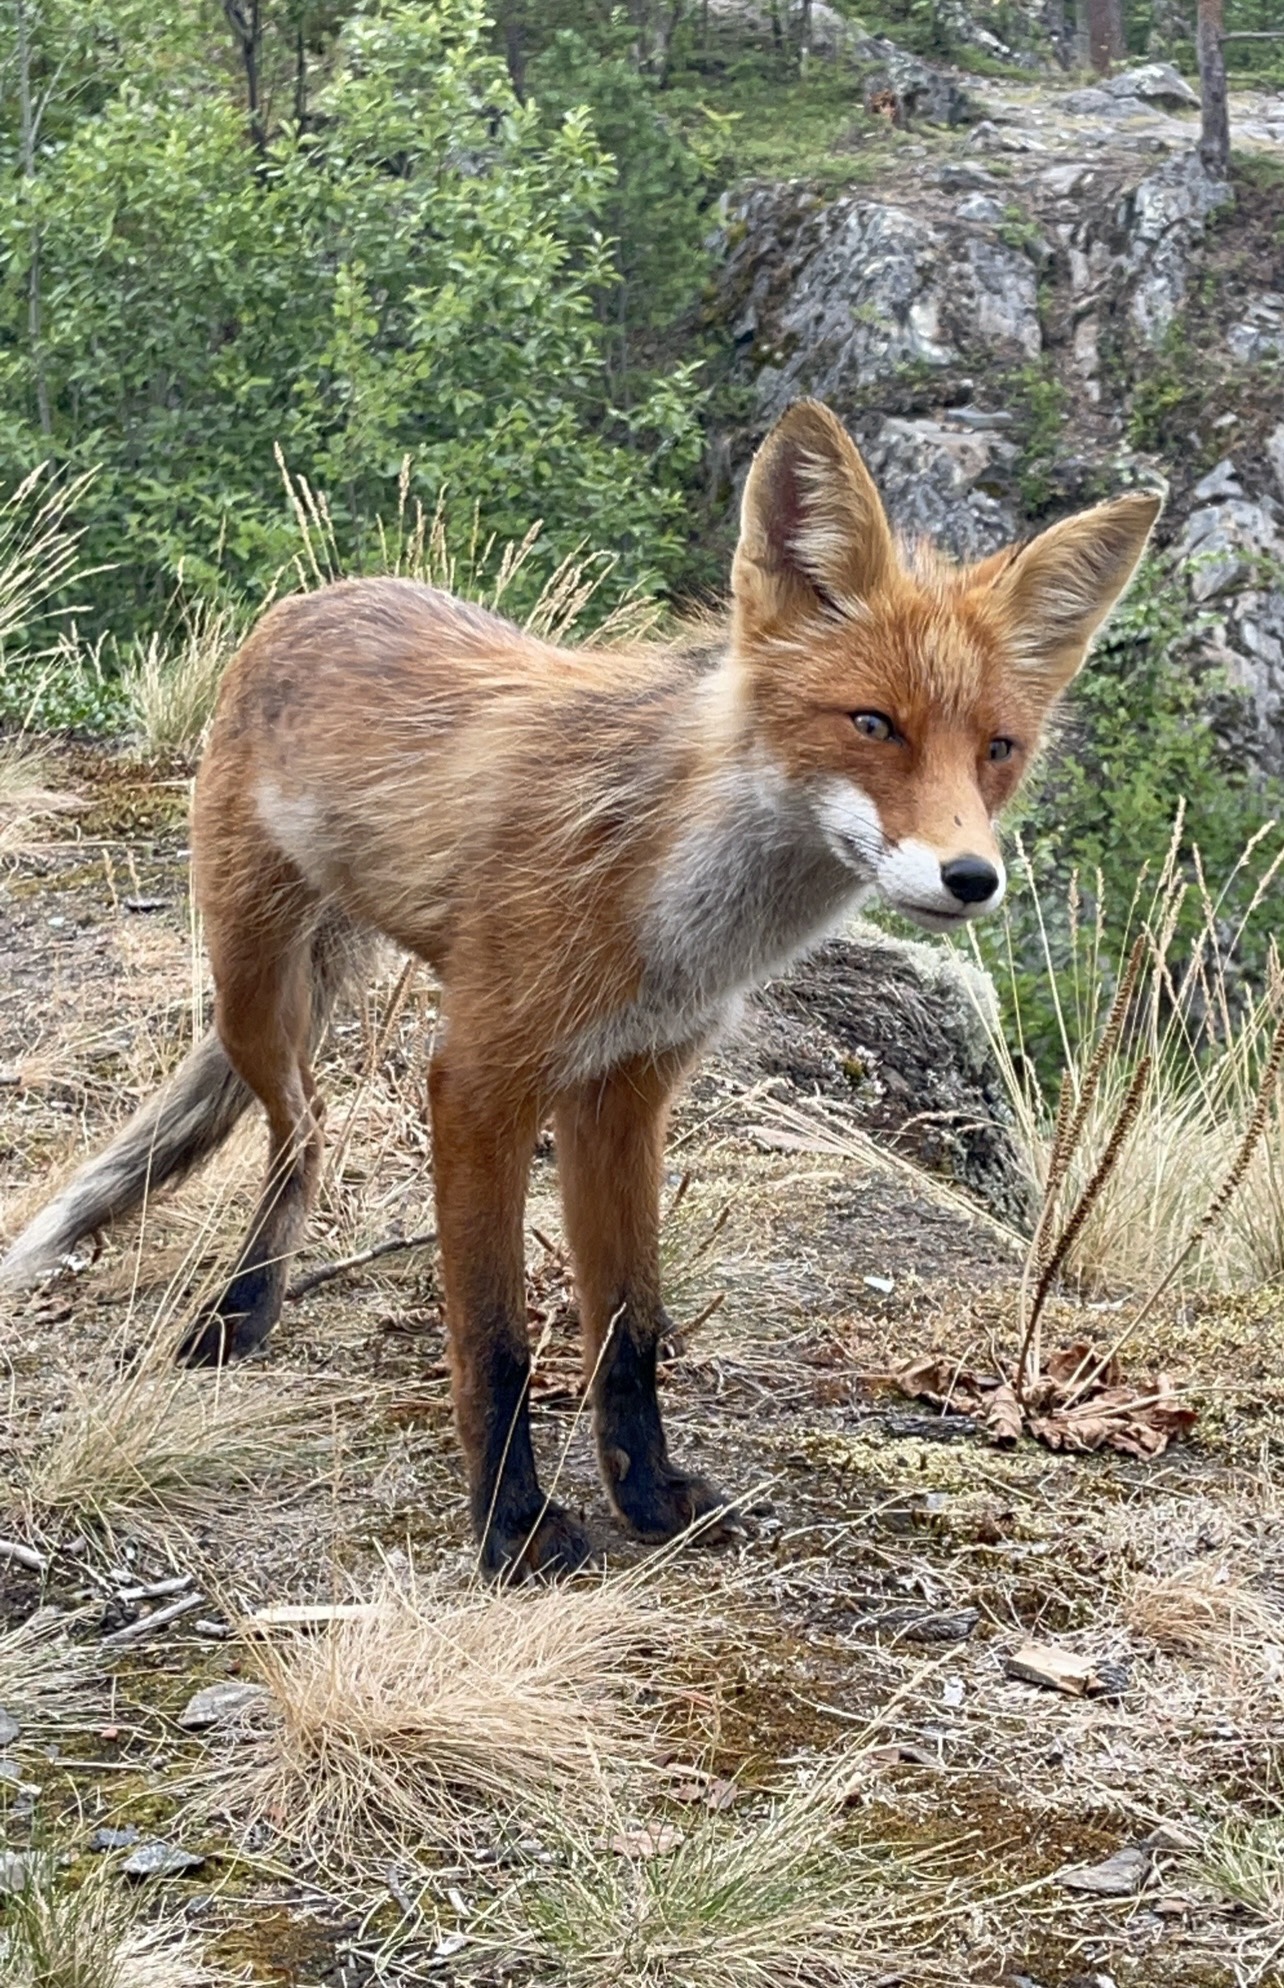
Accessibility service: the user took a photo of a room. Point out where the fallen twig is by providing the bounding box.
[101,1591,204,1646]
[286,1229,437,1301]
[0,1538,47,1573]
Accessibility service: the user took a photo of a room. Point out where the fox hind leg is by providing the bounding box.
[179,895,324,1368]
[554,1051,733,1544]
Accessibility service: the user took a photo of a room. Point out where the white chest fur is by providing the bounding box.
[557,756,870,1083]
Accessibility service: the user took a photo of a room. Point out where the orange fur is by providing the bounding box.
[1,401,1160,1576]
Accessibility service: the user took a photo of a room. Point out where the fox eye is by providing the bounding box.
[988,737,1015,762]
[852,711,894,742]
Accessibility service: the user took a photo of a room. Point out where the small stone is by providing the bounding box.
[122,896,168,914]
[863,1274,895,1295]
[0,1709,19,1746]
[90,1825,140,1852]
[1059,1846,1149,1897]
[121,1840,206,1879]
[0,1851,32,1895]
[177,1681,269,1731]
[1143,1822,1200,1853]
[1192,458,1241,502]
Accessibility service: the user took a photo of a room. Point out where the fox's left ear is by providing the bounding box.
[984,491,1163,696]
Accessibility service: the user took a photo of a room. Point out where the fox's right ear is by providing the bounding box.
[732,401,894,639]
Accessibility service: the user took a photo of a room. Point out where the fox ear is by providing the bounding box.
[985,492,1163,696]
[732,400,894,636]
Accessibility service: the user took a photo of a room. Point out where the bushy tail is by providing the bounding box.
[0,914,369,1290]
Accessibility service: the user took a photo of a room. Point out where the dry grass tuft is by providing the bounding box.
[0,1609,101,1727]
[21,1352,336,1539]
[1201,1816,1284,1921]
[0,1859,212,1988]
[0,464,92,653]
[1125,1559,1284,1665]
[971,824,1284,1295]
[0,737,81,853]
[278,449,660,647]
[511,1752,950,1988]
[204,1567,697,1863]
[120,601,242,757]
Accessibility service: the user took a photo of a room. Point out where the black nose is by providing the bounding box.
[940,855,1000,906]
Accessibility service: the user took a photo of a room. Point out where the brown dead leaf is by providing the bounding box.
[894,1342,1196,1462]
[610,1824,683,1859]
[669,1774,739,1811]
[983,1383,1022,1447]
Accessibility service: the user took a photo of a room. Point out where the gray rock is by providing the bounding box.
[956,193,1005,224]
[0,1709,18,1746]
[1268,423,1284,501]
[1059,1846,1150,1896]
[1102,62,1200,110]
[121,1839,206,1879]
[1192,458,1242,502]
[717,183,1041,426]
[1226,293,1284,364]
[863,42,980,129]
[718,921,1035,1227]
[90,1825,140,1851]
[0,1852,31,1895]
[1061,87,1116,116]
[1179,498,1280,600]
[177,1680,270,1731]
[1125,151,1233,344]
[862,415,1018,562]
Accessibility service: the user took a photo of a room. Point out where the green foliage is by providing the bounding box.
[0,0,706,641]
[1007,364,1070,515]
[975,556,1284,1084]
[524,23,709,376]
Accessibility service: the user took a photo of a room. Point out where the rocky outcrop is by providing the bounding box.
[707,922,1035,1228]
[709,67,1284,774]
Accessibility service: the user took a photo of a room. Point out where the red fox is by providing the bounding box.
[1,402,1159,1575]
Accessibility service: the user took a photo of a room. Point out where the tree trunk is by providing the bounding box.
[1083,0,1118,71]
[222,0,266,153]
[1197,0,1230,175]
[16,0,51,437]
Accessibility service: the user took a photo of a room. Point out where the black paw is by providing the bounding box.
[479,1501,598,1582]
[177,1268,279,1368]
[603,1449,738,1544]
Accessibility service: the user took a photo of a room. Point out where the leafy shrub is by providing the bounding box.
[0,0,706,642]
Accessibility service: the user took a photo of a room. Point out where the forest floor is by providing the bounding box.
[2,749,1284,1987]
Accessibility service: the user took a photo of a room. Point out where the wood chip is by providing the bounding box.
[239,1602,382,1634]
[1004,1641,1121,1697]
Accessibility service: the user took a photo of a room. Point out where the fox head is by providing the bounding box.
[730,400,1161,933]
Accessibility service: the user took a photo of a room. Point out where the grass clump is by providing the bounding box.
[120,603,241,759]
[971,820,1284,1298]
[1125,1560,1284,1667]
[0,739,80,854]
[1202,1816,1284,1921]
[204,1568,694,1864]
[22,1353,334,1540]
[0,1610,100,1729]
[0,1861,209,1988]
[512,1753,947,1988]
